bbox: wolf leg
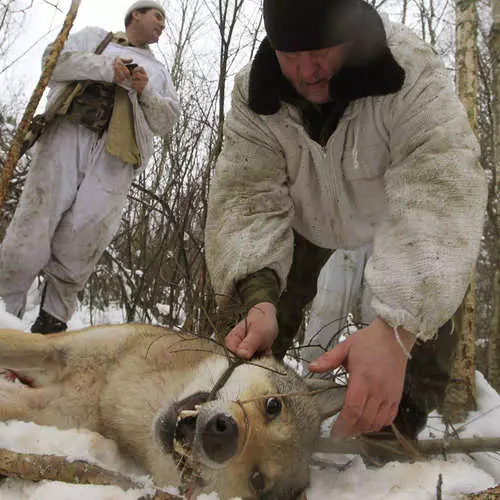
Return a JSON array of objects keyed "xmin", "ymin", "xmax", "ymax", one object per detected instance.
[
  {"xmin": 0, "ymin": 325, "xmax": 170, "ymax": 387},
  {"xmin": 0, "ymin": 329, "xmax": 65, "ymax": 385},
  {"xmin": 0, "ymin": 381, "xmax": 57, "ymax": 422}
]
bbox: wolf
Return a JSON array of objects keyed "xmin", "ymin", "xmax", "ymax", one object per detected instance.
[{"xmin": 0, "ymin": 324, "xmax": 345, "ymax": 499}]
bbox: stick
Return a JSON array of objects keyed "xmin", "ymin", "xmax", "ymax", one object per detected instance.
[
  {"xmin": 0, "ymin": 0, "xmax": 82, "ymax": 211},
  {"xmin": 315, "ymin": 436, "xmax": 500, "ymax": 458},
  {"xmin": 0, "ymin": 447, "xmax": 181, "ymax": 499},
  {"xmin": 464, "ymin": 484, "xmax": 500, "ymax": 498}
]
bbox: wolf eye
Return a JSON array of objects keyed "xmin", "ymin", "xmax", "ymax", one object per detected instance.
[
  {"xmin": 265, "ymin": 397, "xmax": 282, "ymax": 417},
  {"xmin": 249, "ymin": 469, "xmax": 266, "ymax": 492}
]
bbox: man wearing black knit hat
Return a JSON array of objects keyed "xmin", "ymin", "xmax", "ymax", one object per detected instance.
[{"xmin": 205, "ymin": 0, "xmax": 487, "ymax": 444}]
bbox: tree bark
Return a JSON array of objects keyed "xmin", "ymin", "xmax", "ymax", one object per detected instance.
[
  {"xmin": 0, "ymin": 0, "xmax": 81, "ymax": 211},
  {"xmin": 488, "ymin": 0, "xmax": 500, "ymax": 393},
  {"xmin": 443, "ymin": 293, "xmax": 478, "ymax": 422},
  {"xmin": 489, "ymin": 271, "xmax": 500, "ymax": 391},
  {"xmin": 0, "ymin": 447, "xmax": 180, "ymax": 499},
  {"xmin": 442, "ymin": 0, "xmax": 480, "ymax": 422},
  {"xmin": 464, "ymin": 484, "xmax": 500, "ymax": 499}
]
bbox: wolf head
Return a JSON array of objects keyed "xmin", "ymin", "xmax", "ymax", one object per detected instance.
[{"xmin": 154, "ymin": 356, "xmax": 345, "ymax": 499}]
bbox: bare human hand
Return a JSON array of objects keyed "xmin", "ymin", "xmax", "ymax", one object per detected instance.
[
  {"xmin": 130, "ymin": 66, "xmax": 149, "ymax": 96},
  {"xmin": 225, "ymin": 302, "xmax": 278, "ymax": 359},
  {"xmin": 309, "ymin": 317, "xmax": 416, "ymax": 438},
  {"xmin": 113, "ymin": 57, "xmax": 133, "ymax": 83}
]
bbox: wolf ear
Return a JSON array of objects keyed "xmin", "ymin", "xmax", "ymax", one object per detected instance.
[{"xmin": 304, "ymin": 378, "xmax": 346, "ymax": 421}]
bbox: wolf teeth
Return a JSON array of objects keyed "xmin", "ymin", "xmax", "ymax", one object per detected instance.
[
  {"xmin": 178, "ymin": 409, "xmax": 198, "ymax": 419},
  {"xmin": 174, "ymin": 438, "xmax": 189, "ymax": 455},
  {"xmin": 174, "ymin": 409, "xmax": 199, "ymax": 456}
]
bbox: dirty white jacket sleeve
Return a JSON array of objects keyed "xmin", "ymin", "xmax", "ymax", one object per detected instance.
[
  {"xmin": 205, "ymin": 78, "xmax": 294, "ymax": 304},
  {"xmin": 137, "ymin": 71, "xmax": 179, "ymax": 136},
  {"xmin": 45, "ymin": 26, "xmax": 116, "ymax": 83},
  {"xmin": 364, "ymin": 30, "xmax": 487, "ymax": 339},
  {"xmin": 44, "ymin": 26, "xmax": 179, "ymax": 136}
]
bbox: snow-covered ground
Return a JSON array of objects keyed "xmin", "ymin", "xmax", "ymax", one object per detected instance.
[{"xmin": 0, "ymin": 298, "xmax": 499, "ymax": 499}]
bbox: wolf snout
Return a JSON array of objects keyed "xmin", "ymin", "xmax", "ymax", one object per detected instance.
[
  {"xmin": 154, "ymin": 391, "xmax": 210, "ymax": 455},
  {"xmin": 200, "ymin": 413, "xmax": 239, "ymax": 464}
]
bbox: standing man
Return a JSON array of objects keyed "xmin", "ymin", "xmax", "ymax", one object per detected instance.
[
  {"xmin": 205, "ymin": 0, "xmax": 487, "ymax": 441},
  {"xmin": 0, "ymin": 1, "xmax": 179, "ymax": 333}
]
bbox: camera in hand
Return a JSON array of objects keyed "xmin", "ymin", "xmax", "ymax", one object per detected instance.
[{"xmin": 125, "ymin": 62, "xmax": 138, "ymax": 72}]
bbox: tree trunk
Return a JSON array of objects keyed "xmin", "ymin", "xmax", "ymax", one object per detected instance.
[
  {"xmin": 444, "ymin": 292, "xmax": 478, "ymax": 422},
  {"xmin": 442, "ymin": 0, "xmax": 480, "ymax": 422},
  {"xmin": 0, "ymin": 0, "xmax": 81, "ymax": 210},
  {"xmin": 490, "ymin": 271, "xmax": 500, "ymax": 391},
  {"xmin": 488, "ymin": 0, "xmax": 500, "ymax": 393}
]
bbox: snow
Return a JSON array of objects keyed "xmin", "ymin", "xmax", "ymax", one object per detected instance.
[{"xmin": 0, "ymin": 300, "xmax": 499, "ymax": 499}]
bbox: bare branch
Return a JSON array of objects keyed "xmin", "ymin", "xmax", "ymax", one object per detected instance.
[{"xmin": 315, "ymin": 437, "xmax": 500, "ymax": 458}]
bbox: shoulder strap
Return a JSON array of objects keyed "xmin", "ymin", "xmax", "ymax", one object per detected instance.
[
  {"xmin": 94, "ymin": 31, "xmax": 114, "ymax": 54},
  {"xmin": 20, "ymin": 31, "xmax": 116, "ymax": 157}
]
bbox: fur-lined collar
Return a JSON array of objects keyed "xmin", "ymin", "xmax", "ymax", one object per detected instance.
[{"xmin": 248, "ymin": 3, "xmax": 405, "ymax": 116}]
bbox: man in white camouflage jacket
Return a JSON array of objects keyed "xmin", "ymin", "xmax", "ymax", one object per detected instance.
[
  {"xmin": 205, "ymin": 0, "xmax": 487, "ymax": 442},
  {"xmin": 0, "ymin": 1, "xmax": 179, "ymax": 333}
]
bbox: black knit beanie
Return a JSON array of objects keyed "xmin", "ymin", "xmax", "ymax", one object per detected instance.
[{"xmin": 263, "ymin": 0, "xmax": 362, "ymax": 52}]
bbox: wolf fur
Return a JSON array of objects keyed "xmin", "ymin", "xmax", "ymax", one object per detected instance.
[{"xmin": 0, "ymin": 324, "xmax": 345, "ymax": 499}]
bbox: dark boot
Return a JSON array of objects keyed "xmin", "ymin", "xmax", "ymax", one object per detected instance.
[
  {"xmin": 392, "ymin": 394, "xmax": 429, "ymax": 440},
  {"xmin": 31, "ymin": 309, "xmax": 67, "ymax": 334},
  {"xmin": 404, "ymin": 319, "xmax": 457, "ymax": 417},
  {"xmin": 358, "ymin": 393, "xmax": 429, "ymax": 466}
]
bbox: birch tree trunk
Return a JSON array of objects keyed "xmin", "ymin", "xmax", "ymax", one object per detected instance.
[
  {"xmin": 488, "ymin": 0, "xmax": 500, "ymax": 392},
  {"xmin": 442, "ymin": 0, "xmax": 480, "ymax": 421}
]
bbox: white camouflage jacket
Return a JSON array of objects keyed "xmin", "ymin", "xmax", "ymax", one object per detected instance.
[
  {"xmin": 44, "ymin": 26, "xmax": 180, "ymax": 167},
  {"xmin": 205, "ymin": 16, "xmax": 488, "ymax": 341}
]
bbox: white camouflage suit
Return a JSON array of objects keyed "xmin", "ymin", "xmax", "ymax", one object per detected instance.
[
  {"xmin": 0, "ymin": 26, "xmax": 179, "ymax": 322},
  {"xmin": 205, "ymin": 16, "xmax": 488, "ymax": 342}
]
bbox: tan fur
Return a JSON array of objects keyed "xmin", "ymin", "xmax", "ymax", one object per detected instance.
[{"xmin": 0, "ymin": 325, "xmax": 345, "ymax": 499}]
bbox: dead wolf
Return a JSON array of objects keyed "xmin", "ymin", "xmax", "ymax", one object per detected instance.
[{"xmin": 0, "ymin": 324, "xmax": 345, "ymax": 499}]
